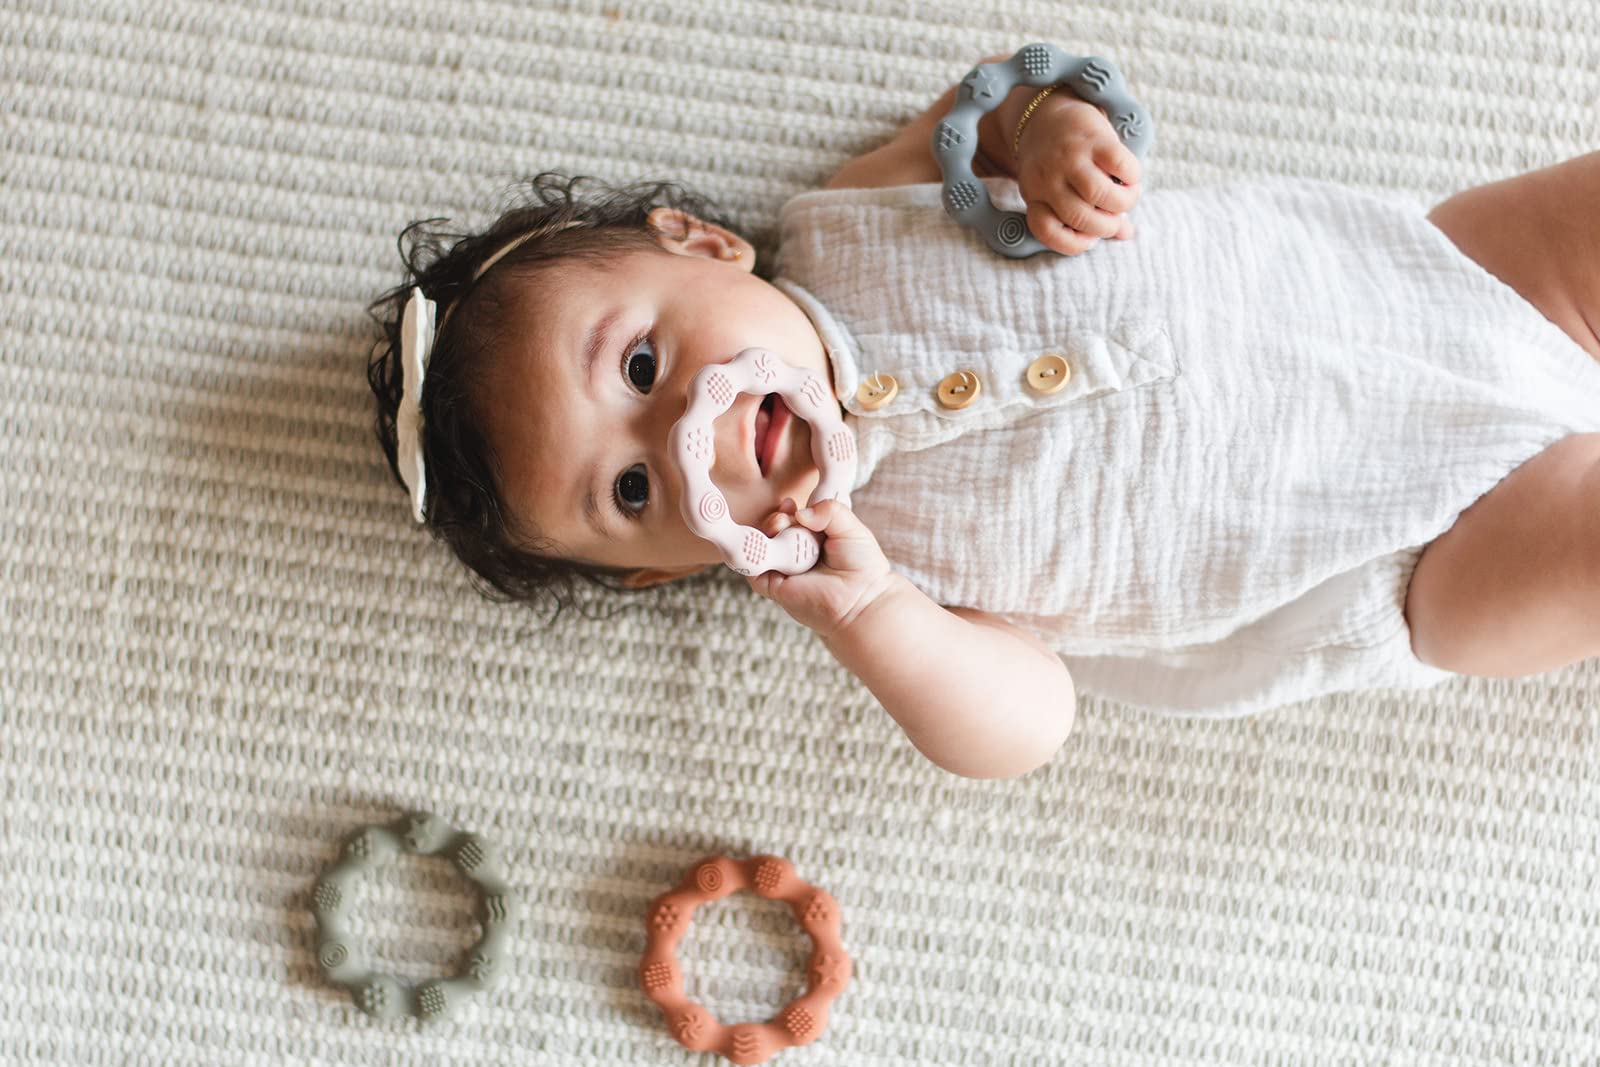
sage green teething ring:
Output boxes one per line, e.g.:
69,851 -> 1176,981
310,812 -> 520,1021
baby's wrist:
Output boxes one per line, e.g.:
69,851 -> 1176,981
1014,92 -> 1102,162
828,571 -> 911,642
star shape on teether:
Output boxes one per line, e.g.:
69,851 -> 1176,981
962,66 -> 1000,102
810,950 -> 849,990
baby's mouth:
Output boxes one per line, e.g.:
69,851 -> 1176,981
754,393 -> 776,475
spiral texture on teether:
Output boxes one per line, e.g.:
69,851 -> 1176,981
697,491 -> 727,523
695,863 -> 724,894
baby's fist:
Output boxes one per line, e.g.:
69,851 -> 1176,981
1015,94 -> 1142,256
746,497 -> 895,639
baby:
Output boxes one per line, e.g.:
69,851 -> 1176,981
367,51 -> 1600,780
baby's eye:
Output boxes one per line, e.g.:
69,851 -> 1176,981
613,463 -> 648,518
623,332 -> 656,393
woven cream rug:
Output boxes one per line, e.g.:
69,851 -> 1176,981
4,1 -> 1599,1063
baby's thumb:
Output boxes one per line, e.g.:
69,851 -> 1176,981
746,499 -> 799,598
791,496 -> 859,536
762,497 -> 798,536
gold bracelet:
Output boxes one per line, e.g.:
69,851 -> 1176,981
1012,85 -> 1059,159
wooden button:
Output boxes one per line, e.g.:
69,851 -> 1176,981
1025,353 -> 1071,395
935,369 -> 982,410
855,373 -> 899,410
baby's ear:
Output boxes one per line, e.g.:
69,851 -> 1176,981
620,563 -> 712,589
646,207 -> 750,264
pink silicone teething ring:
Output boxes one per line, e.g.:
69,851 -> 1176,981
669,348 -> 856,576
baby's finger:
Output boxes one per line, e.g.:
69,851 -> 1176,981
1026,200 -> 1098,256
793,497 -> 863,536
1072,156 -> 1140,216
1093,140 -> 1142,191
758,496 -> 798,536
1052,190 -> 1125,241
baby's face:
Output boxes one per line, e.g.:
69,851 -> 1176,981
481,209 -> 835,586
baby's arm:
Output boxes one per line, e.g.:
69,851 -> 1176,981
822,573 -> 1077,780
749,498 -> 1075,780
825,52 -> 1036,191
824,50 -> 1101,190
823,51 -> 1141,252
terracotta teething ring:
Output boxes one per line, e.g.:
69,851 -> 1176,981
640,855 -> 852,1066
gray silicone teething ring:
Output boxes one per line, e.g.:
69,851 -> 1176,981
931,43 -> 1154,258
310,812 -> 520,1022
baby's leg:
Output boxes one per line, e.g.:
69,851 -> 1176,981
1425,150 -> 1600,364
1404,154 -> 1600,675
1405,433 -> 1600,676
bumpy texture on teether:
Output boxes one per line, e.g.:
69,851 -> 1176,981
310,812 -> 520,1022
932,42 -> 1154,258
669,348 -> 856,576
640,855 -> 852,1066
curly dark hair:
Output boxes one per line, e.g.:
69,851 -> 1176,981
366,172 -> 773,623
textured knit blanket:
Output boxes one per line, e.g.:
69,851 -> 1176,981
4,2 -> 1598,1064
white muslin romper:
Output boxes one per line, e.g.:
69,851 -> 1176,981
770,176 -> 1600,718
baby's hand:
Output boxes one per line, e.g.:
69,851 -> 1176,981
1014,94 -> 1143,255
746,497 -> 895,640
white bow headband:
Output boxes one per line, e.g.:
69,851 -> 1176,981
396,223 -> 580,524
